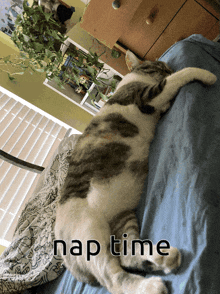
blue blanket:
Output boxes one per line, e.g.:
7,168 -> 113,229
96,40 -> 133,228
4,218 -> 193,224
32,35 -> 220,294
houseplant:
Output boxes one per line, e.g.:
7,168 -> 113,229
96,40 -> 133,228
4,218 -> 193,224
0,0 -> 121,103
0,0 -> 67,85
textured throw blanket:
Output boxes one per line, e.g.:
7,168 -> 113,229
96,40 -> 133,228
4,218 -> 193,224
0,134 -> 80,293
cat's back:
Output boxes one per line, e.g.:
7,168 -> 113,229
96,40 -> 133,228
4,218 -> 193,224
58,71 -> 163,222
60,103 -> 157,221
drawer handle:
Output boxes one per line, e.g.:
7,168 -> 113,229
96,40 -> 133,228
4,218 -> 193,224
146,6 -> 159,24
146,16 -> 153,25
112,0 -> 121,9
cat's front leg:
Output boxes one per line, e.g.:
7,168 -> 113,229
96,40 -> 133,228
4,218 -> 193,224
182,67 -> 217,86
143,245 -> 181,274
111,211 -> 181,275
149,68 -> 217,111
135,277 -> 168,294
121,237 -> 181,275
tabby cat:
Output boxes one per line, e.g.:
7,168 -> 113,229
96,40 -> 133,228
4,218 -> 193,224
55,52 -> 217,294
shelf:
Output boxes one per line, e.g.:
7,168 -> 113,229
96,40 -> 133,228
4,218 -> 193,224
85,101 -> 99,113
43,37 -> 124,116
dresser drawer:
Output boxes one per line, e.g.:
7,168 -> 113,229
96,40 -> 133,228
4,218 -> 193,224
80,0 -> 143,48
195,0 -> 219,19
145,0 -> 219,60
118,0 -> 186,58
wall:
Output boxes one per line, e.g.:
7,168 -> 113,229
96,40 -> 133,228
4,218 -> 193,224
0,245 -> 5,255
0,1 -> 93,133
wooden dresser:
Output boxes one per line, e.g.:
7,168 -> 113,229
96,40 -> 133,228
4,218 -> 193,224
80,0 -> 219,60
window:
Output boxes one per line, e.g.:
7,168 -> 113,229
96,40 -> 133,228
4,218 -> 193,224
0,86 -> 80,246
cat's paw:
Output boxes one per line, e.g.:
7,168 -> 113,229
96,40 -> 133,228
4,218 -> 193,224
147,246 -> 181,274
137,277 -> 167,294
186,68 -> 217,86
198,69 -> 217,85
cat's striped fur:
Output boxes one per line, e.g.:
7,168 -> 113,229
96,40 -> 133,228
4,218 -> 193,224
55,55 -> 217,294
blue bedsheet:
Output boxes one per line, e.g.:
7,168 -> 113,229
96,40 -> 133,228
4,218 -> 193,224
32,35 -> 220,294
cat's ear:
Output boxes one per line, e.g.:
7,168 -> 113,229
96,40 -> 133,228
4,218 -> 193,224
125,50 -> 142,71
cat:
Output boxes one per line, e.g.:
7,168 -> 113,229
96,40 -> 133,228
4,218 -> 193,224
55,51 -> 217,294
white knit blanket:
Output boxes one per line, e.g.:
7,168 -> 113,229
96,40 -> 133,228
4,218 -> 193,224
0,134 -> 80,293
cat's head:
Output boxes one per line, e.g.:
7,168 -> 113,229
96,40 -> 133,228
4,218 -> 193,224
132,60 -> 173,80
116,51 -> 173,90
126,50 -> 173,77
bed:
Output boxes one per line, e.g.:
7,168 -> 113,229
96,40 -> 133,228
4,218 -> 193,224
1,34 -> 220,294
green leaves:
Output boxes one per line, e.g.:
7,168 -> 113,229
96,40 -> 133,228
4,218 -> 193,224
99,92 -> 108,101
44,12 -> 53,22
15,14 -> 22,26
33,42 -> 44,53
23,34 -> 30,42
45,49 -> 56,60
32,13 -> 40,24
87,65 -> 96,76
110,78 -> 117,91
111,49 -> 121,58
1,0 -> 118,100
35,68 -> 45,73
3,0 -> 68,82
98,77 -> 109,83
7,74 -> 16,82
3,56 -> 11,64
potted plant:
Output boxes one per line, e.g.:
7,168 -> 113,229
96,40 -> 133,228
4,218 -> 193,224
0,0 -> 121,103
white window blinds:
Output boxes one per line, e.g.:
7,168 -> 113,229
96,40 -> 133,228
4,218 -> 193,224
0,86 -> 80,246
